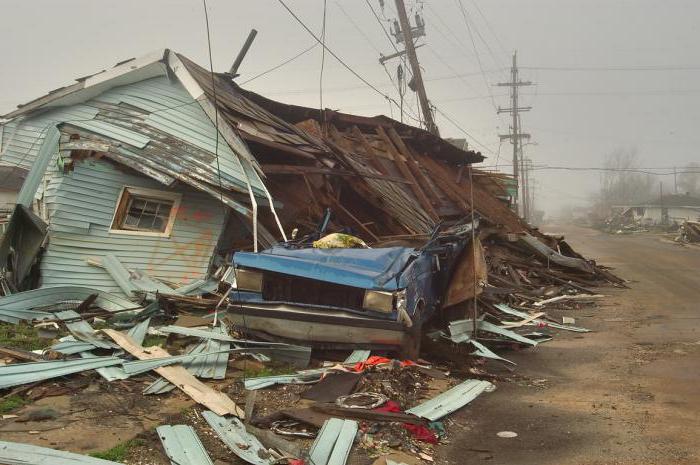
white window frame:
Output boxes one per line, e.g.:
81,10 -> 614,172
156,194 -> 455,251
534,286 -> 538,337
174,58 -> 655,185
109,186 -> 182,238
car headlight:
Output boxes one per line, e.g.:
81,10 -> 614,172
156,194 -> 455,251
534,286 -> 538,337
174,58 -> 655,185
235,268 -> 263,292
363,290 -> 394,313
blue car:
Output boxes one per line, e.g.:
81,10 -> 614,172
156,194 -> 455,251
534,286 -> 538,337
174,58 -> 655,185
226,235 -> 469,356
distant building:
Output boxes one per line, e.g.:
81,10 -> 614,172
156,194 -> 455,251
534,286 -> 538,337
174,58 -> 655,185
615,193 -> 700,225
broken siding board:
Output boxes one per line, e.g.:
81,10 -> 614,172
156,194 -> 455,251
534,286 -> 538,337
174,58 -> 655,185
0,440 -> 122,464
494,303 -> 591,333
0,356 -> 123,389
0,105 -> 99,170
103,329 -> 243,416
201,410 -> 274,465
309,418 -> 358,465
157,425 -> 214,465
406,379 -> 493,421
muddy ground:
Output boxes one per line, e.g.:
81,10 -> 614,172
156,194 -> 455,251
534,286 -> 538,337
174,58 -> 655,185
441,225 -> 700,465
1,225 -> 698,464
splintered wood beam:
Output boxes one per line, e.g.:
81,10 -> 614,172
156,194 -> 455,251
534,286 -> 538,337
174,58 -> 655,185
376,126 -> 440,221
386,127 -> 444,208
350,126 -> 389,175
261,164 -> 412,184
416,153 -> 472,213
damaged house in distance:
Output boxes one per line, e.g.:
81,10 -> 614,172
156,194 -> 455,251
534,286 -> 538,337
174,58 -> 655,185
0,49 -> 622,355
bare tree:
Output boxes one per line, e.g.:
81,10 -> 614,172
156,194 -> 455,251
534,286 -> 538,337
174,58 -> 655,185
591,148 -> 654,214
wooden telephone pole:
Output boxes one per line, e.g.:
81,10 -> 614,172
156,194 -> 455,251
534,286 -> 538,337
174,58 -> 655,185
393,0 -> 439,136
498,51 -> 533,219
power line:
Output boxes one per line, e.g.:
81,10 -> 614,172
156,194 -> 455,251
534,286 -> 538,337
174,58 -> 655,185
275,0 -> 416,123
201,0 -> 226,217
522,65 -> 700,72
365,0 -> 401,56
457,0 -> 508,78
319,0 -> 328,122
433,105 -> 498,155
468,0 -> 509,59
454,0 -> 500,112
477,164 -> 700,176
239,43 -> 318,85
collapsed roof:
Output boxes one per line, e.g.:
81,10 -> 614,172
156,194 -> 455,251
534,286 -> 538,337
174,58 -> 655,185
2,48 -> 530,246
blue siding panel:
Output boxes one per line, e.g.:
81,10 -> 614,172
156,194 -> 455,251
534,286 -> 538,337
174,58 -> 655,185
40,160 -> 225,297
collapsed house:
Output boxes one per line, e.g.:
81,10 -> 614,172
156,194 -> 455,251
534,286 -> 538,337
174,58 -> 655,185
609,193 -> 700,231
0,49 -> 626,465
0,48 -> 622,348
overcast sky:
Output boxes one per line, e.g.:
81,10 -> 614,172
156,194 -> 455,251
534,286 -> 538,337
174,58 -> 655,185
2,0 -> 698,215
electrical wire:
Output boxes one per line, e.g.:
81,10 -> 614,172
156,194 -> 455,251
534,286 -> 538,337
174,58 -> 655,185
319,0 -> 328,124
202,0 -> 230,326
239,43 -> 318,85
337,0 -> 422,122
521,65 -> 700,72
432,105 -> 498,155
454,0 -> 499,112
275,0 -> 418,123
468,0 -> 509,59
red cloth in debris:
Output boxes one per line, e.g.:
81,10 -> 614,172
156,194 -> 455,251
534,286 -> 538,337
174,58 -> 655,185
403,423 -> 438,444
288,460 -> 305,465
352,356 -> 416,372
375,400 -> 401,412
374,400 -> 438,444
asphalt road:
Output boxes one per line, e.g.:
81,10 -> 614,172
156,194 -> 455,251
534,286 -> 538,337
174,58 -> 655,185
442,225 -> 700,465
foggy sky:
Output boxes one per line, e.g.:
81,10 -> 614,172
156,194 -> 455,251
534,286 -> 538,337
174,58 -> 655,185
2,0 -> 698,215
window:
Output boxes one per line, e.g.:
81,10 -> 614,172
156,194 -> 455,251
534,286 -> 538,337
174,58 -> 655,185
110,187 -> 181,237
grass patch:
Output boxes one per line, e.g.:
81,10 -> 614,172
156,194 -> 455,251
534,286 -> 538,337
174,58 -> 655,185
142,335 -> 166,347
0,322 -> 48,351
0,395 -> 27,414
243,363 -> 295,378
89,439 -> 144,462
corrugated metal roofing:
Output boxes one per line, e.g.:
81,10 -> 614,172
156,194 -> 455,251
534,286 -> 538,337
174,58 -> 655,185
494,303 -> 590,333
0,440 -> 122,465
406,379 -> 493,421
201,410 -> 274,465
157,425 -> 214,465
0,356 -> 123,389
55,310 -> 118,349
309,418 -> 358,465
343,350 -> 371,364
449,319 -> 539,346
0,286 -> 137,312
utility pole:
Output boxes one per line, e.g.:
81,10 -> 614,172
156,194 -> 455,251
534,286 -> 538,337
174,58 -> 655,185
391,0 -> 439,136
674,166 -> 678,194
498,51 -> 533,219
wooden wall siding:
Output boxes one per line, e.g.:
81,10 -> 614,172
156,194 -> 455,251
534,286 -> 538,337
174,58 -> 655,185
0,75 -> 266,201
40,159 -> 225,297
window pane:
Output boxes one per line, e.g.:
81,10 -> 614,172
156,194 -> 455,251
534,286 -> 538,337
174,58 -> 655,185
117,192 -> 175,233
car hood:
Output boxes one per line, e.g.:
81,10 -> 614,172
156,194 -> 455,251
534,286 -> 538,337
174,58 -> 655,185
233,246 -> 418,291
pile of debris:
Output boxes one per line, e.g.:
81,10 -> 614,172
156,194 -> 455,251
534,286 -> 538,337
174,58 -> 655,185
0,49 -> 626,464
676,220 -> 700,243
0,293 -> 499,464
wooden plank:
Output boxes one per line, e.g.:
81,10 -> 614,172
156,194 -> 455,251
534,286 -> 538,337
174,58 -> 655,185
415,153 -> 471,213
386,128 -> 444,210
0,346 -> 42,362
103,329 -> 243,417
261,164 -> 412,184
376,126 -> 439,221
311,403 -> 428,424
349,126 -> 389,175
